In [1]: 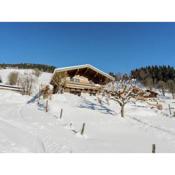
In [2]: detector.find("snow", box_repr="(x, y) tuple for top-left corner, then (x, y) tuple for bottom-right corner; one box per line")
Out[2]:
(0, 69), (175, 152)
(54, 64), (115, 81)
(0, 68), (52, 94)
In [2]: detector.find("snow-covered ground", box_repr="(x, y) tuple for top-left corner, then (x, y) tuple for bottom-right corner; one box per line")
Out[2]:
(0, 69), (175, 153)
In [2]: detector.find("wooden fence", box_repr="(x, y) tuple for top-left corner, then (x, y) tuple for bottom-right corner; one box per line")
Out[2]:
(0, 84), (22, 92)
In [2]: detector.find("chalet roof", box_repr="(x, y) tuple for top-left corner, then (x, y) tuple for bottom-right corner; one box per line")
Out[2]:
(53, 64), (115, 81)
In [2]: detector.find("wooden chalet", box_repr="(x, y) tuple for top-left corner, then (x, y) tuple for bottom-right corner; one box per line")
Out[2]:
(144, 89), (158, 98)
(50, 64), (115, 95)
(132, 87), (159, 100)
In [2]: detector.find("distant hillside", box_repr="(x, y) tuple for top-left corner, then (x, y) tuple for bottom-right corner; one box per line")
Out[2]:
(131, 65), (175, 95)
(131, 65), (175, 83)
(0, 63), (56, 73)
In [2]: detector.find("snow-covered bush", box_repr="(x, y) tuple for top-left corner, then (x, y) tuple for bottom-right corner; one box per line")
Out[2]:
(40, 85), (53, 99)
(8, 71), (19, 85)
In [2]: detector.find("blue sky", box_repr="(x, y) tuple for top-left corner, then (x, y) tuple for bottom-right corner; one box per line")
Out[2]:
(0, 22), (175, 73)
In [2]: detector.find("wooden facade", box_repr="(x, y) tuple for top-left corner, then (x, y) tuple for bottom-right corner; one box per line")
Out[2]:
(50, 64), (114, 95)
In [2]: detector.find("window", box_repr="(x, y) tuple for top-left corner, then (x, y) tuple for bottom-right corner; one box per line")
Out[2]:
(70, 77), (80, 83)
(70, 77), (74, 81)
(75, 78), (80, 83)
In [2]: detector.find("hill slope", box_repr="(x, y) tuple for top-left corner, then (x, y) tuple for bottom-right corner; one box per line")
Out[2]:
(0, 69), (175, 152)
(0, 90), (174, 152)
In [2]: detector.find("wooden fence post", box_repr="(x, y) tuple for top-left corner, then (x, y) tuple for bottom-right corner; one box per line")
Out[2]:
(46, 100), (48, 112)
(81, 123), (86, 135)
(152, 144), (156, 153)
(38, 91), (41, 105)
(60, 108), (63, 119)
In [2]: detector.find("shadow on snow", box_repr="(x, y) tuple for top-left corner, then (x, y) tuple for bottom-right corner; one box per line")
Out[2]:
(78, 98), (116, 115)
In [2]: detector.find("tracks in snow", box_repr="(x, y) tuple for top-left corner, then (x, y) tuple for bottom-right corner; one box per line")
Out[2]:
(127, 115), (175, 137)
(0, 103), (56, 152)
(18, 104), (73, 153)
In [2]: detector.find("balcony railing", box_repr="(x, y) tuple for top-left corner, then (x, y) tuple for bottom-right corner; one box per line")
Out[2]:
(65, 80), (101, 90)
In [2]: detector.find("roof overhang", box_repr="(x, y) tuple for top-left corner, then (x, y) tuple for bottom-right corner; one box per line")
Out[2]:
(51, 64), (115, 84)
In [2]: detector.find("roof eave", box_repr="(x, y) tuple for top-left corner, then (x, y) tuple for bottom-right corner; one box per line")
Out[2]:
(54, 64), (115, 82)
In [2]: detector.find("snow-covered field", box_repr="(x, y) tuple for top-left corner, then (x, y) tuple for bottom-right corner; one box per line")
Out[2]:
(0, 69), (175, 153)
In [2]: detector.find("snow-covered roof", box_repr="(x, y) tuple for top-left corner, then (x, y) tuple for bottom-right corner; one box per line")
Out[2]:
(53, 64), (115, 81)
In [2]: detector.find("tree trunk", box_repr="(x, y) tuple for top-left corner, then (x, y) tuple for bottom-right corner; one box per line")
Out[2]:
(172, 93), (175, 99)
(121, 105), (124, 118)
(162, 88), (165, 96)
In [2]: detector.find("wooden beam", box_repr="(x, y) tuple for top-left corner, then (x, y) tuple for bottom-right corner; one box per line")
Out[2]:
(75, 68), (79, 76)
(94, 72), (98, 78)
(70, 68), (81, 77)
(99, 77), (103, 84)
(84, 67), (89, 74)
(104, 78), (108, 84)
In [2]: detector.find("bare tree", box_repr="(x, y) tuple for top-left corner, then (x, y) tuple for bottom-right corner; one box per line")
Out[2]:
(167, 80), (175, 99)
(111, 79), (138, 118)
(18, 73), (36, 95)
(139, 70), (147, 80)
(157, 80), (166, 96)
(109, 72), (123, 81)
(145, 77), (154, 90)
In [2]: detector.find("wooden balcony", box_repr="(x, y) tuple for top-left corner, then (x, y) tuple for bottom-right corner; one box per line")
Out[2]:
(64, 80), (101, 91)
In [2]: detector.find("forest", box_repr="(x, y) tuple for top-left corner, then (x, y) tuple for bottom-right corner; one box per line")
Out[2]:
(0, 63), (56, 73)
(110, 65), (175, 97)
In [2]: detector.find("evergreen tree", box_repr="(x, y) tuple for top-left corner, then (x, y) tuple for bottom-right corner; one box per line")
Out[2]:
(131, 65), (175, 87)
